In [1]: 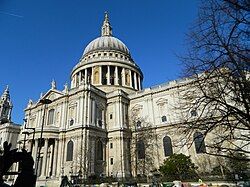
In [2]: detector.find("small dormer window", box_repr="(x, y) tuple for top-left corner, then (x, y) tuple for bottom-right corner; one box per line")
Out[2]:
(161, 115), (167, 122)
(191, 110), (197, 117)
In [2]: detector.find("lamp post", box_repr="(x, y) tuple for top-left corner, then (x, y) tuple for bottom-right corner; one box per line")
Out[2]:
(35, 98), (52, 176)
(22, 118), (35, 151)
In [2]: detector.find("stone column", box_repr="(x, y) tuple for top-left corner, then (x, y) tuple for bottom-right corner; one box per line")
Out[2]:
(83, 91), (88, 127)
(52, 139), (58, 177)
(107, 65), (111, 85)
(134, 72), (138, 90)
(120, 101), (123, 126)
(41, 138), (49, 177)
(56, 139), (62, 177)
(99, 66), (102, 85)
(122, 68), (125, 86)
(33, 139), (39, 162)
(129, 70), (132, 87)
(48, 143), (53, 176)
(138, 76), (141, 90)
(91, 67), (94, 84)
(92, 99), (96, 125)
(87, 93), (91, 125)
(75, 74), (78, 87)
(77, 73), (80, 86)
(90, 138), (95, 174)
(79, 71), (82, 84)
(85, 69), (88, 84)
(116, 101), (120, 126)
(115, 66), (118, 85)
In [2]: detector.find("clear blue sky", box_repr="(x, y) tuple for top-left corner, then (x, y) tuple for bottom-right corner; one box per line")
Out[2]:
(0, 0), (200, 124)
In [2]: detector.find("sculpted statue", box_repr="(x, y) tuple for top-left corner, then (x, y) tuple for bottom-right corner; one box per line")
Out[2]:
(0, 142), (36, 187)
(51, 80), (56, 89)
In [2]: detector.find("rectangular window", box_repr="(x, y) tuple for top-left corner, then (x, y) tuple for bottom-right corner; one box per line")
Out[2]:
(110, 114), (113, 119)
(110, 143), (113, 149)
(110, 158), (113, 165)
(47, 109), (55, 125)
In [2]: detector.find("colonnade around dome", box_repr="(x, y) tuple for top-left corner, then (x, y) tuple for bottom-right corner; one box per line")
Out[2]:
(71, 64), (142, 92)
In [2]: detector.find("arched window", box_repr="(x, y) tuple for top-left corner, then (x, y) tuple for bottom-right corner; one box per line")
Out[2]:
(163, 136), (173, 156)
(94, 71), (99, 84)
(137, 140), (145, 159)
(96, 107), (103, 127)
(96, 140), (103, 160)
(70, 119), (74, 126)
(126, 71), (130, 86)
(47, 109), (55, 125)
(194, 132), (206, 154)
(136, 121), (141, 128)
(66, 140), (74, 161)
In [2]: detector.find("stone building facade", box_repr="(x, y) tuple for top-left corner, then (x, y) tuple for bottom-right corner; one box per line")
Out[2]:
(0, 86), (21, 151)
(20, 13), (215, 185)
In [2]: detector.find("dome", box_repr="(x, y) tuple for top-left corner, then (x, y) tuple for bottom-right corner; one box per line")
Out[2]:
(83, 36), (130, 56)
(82, 12), (130, 57)
(70, 12), (143, 93)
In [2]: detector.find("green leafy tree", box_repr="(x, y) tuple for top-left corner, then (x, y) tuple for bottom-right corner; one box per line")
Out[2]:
(159, 153), (198, 180)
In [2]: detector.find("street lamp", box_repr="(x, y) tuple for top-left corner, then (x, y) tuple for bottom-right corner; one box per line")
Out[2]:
(35, 98), (52, 175)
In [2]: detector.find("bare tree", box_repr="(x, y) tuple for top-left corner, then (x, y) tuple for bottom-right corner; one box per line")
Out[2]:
(177, 0), (250, 160)
(129, 110), (158, 179)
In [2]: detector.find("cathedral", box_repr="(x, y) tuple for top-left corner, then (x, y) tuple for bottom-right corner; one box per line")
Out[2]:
(19, 13), (214, 185)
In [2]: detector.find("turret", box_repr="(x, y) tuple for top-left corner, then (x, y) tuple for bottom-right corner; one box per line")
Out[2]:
(0, 85), (13, 124)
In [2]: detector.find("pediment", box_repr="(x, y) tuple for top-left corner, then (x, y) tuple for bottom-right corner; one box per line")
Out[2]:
(40, 89), (65, 102)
